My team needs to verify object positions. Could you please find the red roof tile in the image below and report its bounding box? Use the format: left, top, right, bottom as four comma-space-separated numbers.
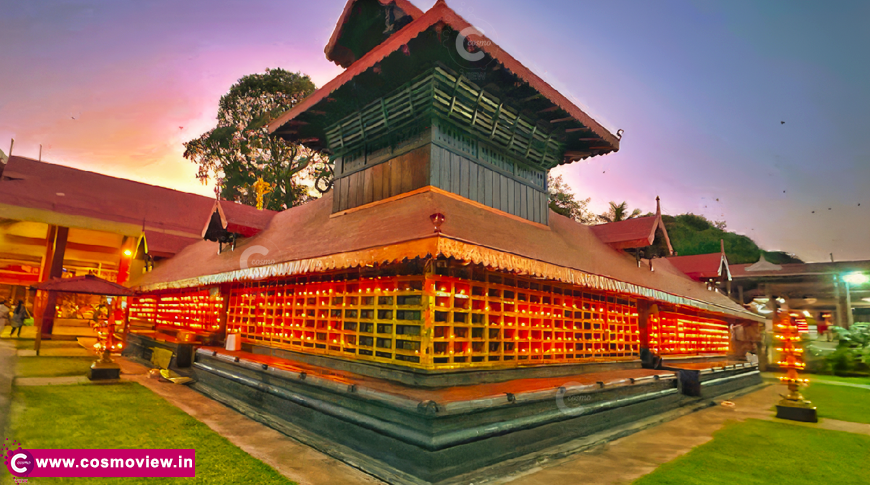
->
666, 252, 730, 281
203, 200, 278, 239
0, 156, 215, 238
591, 216, 658, 249
590, 198, 673, 253
131, 189, 758, 322
144, 230, 200, 258
36, 274, 133, 296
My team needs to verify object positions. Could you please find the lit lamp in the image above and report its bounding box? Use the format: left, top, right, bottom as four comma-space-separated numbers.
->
843, 272, 868, 328
774, 310, 817, 422
89, 297, 123, 380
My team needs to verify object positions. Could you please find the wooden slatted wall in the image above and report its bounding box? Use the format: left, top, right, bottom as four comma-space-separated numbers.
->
429, 145, 548, 225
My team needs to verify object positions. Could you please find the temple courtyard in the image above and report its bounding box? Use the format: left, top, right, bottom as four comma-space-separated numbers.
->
3, 333, 869, 485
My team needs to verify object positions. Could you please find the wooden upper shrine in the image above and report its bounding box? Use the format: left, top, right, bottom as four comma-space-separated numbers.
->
269, 0, 621, 224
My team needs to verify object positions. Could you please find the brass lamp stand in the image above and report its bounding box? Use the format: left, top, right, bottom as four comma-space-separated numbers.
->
774, 310, 817, 422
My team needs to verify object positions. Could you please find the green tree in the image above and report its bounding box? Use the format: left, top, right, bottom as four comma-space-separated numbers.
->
663, 213, 803, 264
183, 68, 331, 210
599, 201, 642, 223
547, 175, 599, 224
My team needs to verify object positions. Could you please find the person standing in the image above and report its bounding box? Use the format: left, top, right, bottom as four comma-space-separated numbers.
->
0, 300, 10, 335
10, 300, 29, 337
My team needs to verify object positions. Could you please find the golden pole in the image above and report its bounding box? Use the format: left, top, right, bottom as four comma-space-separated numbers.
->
253, 177, 273, 210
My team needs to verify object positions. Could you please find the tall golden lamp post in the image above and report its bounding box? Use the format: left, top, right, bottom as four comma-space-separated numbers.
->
774, 309, 817, 422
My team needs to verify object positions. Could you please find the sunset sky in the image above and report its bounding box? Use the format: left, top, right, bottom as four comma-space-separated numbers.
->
2, 0, 868, 262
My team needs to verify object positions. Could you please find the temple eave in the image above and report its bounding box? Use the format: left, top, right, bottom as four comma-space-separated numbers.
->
133, 234, 761, 323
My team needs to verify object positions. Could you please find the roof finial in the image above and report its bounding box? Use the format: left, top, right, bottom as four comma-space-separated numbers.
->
655, 196, 661, 215
720, 238, 725, 254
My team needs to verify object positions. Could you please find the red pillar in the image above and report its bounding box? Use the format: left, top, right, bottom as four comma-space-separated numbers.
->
637, 300, 651, 350
36, 226, 68, 339
117, 237, 134, 284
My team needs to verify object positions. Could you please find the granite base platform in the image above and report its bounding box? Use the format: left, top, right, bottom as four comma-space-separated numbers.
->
245, 342, 642, 388
123, 332, 195, 368
189, 348, 762, 483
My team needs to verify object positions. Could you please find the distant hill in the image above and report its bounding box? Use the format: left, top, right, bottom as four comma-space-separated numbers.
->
662, 213, 802, 264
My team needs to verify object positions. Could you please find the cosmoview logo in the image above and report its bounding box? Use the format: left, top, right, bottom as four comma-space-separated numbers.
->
443, 10, 499, 77
455, 27, 489, 62
4, 439, 35, 478
555, 382, 595, 415
239, 245, 274, 270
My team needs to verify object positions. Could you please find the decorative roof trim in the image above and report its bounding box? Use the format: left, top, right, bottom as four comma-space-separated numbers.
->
135, 235, 762, 322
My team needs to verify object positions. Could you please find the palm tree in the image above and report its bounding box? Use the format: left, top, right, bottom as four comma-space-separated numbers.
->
599, 201, 642, 223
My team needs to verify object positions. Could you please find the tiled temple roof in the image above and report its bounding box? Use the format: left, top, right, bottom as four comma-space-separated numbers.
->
131, 188, 762, 322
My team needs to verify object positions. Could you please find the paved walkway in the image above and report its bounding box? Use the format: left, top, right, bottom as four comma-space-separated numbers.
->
115, 358, 382, 485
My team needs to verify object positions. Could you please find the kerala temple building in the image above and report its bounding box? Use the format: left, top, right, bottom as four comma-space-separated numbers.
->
119, 1, 766, 482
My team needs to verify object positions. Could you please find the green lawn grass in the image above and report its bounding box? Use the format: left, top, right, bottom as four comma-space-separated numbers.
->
5, 383, 293, 484
634, 419, 870, 485
4, 337, 83, 351
803, 382, 870, 424
15, 356, 95, 378
811, 375, 870, 387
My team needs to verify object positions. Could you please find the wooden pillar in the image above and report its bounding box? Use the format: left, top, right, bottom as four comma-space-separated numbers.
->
637, 299, 651, 350
38, 226, 57, 282
727, 318, 740, 359
117, 236, 137, 284
218, 284, 231, 339
35, 226, 68, 341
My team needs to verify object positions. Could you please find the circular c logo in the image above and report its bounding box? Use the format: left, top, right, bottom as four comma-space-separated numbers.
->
240, 245, 270, 270
7, 450, 35, 477
555, 381, 594, 415
455, 27, 486, 62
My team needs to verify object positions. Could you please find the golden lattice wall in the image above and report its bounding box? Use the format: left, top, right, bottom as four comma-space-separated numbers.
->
221, 267, 640, 370
647, 311, 730, 355
129, 290, 223, 334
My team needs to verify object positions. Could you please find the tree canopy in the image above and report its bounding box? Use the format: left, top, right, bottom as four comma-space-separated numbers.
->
183, 68, 331, 211
547, 175, 599, 224
599, 201, 642, 223
663, 213, 802, 264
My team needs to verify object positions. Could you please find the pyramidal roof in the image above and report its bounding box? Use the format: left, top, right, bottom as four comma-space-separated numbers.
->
269, 0, 621, 163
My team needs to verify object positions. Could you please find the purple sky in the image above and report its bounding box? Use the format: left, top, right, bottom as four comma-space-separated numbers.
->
2, 0, 868, 262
